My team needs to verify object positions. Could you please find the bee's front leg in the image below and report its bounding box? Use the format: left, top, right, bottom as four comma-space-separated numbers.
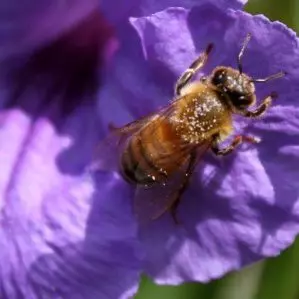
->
240, 92, 277, 118
175, 43, 213, 97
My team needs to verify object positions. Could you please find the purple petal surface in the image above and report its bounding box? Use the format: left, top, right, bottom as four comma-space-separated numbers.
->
0, 6, 141, 299
99, 3, 299, 284
0, 135, 141, 298
0, 0, 100, 62
101, 0, 247, 25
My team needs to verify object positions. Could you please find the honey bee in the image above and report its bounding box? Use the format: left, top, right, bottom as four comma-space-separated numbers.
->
91, 33, 285, 223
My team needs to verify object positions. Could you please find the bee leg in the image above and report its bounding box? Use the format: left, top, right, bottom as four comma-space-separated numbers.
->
212, 135, 260, 156
170, 151, 198, 224
241, 92, 277, 118
175, 43, 213, 96
170, 201, 181, 225
108, 122, 119, 132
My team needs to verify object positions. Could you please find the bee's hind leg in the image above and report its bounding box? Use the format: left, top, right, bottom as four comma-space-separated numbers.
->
108, 122, 119, 132
211, 134, 260, 156
170, 151, 198, 225
175, 43, 213, 97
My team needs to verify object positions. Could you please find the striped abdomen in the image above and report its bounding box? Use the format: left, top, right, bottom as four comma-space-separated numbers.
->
120, 118, 191, 185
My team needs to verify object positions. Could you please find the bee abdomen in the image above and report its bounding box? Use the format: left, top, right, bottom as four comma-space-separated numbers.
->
120, 135, 170, 185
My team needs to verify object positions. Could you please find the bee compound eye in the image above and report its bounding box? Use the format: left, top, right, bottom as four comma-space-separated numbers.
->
212, 70, 226, 86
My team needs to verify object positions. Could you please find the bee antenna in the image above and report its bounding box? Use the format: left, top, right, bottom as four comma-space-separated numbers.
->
251, 71, 286, 83
237, 33, 252, 74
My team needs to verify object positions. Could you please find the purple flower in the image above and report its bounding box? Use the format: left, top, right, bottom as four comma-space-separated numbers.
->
2, 0, 299, 298
98, 0, 299, 287
101, 0, 246, 25
0, 1, 143, 298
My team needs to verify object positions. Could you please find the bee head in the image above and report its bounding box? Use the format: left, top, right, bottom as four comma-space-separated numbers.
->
210, 33, 285, 113
211, 67, 256, 110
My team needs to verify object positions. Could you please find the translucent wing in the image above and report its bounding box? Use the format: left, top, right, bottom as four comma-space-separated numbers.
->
133, 141, 211, 225
88, 113, 156, 173
89, 96, 184, 173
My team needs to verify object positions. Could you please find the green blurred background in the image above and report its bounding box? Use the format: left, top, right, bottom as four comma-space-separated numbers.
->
136, 0, 299, 298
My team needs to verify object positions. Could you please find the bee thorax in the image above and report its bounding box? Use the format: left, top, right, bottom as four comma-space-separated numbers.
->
172, 93, 228, 144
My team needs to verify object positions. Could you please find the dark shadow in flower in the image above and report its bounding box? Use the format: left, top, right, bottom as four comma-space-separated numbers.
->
2, 10, 114, 176
4, 10, 111, 119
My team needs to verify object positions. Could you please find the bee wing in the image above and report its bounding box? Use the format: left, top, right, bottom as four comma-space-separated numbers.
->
89, 97, 182, 173
133, 141, 211, 224
89, 114, 156, 172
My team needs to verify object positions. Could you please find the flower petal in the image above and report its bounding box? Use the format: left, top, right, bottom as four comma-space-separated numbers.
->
101, 0, 247, 25
0, 0, 100, 61
0, 104, 142, 298
2, 10, 115, 119
0, 8, 141, 298
100, 3, 299, 284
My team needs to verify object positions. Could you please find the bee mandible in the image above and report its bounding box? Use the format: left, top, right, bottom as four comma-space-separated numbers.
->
91, 33, 285, 223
